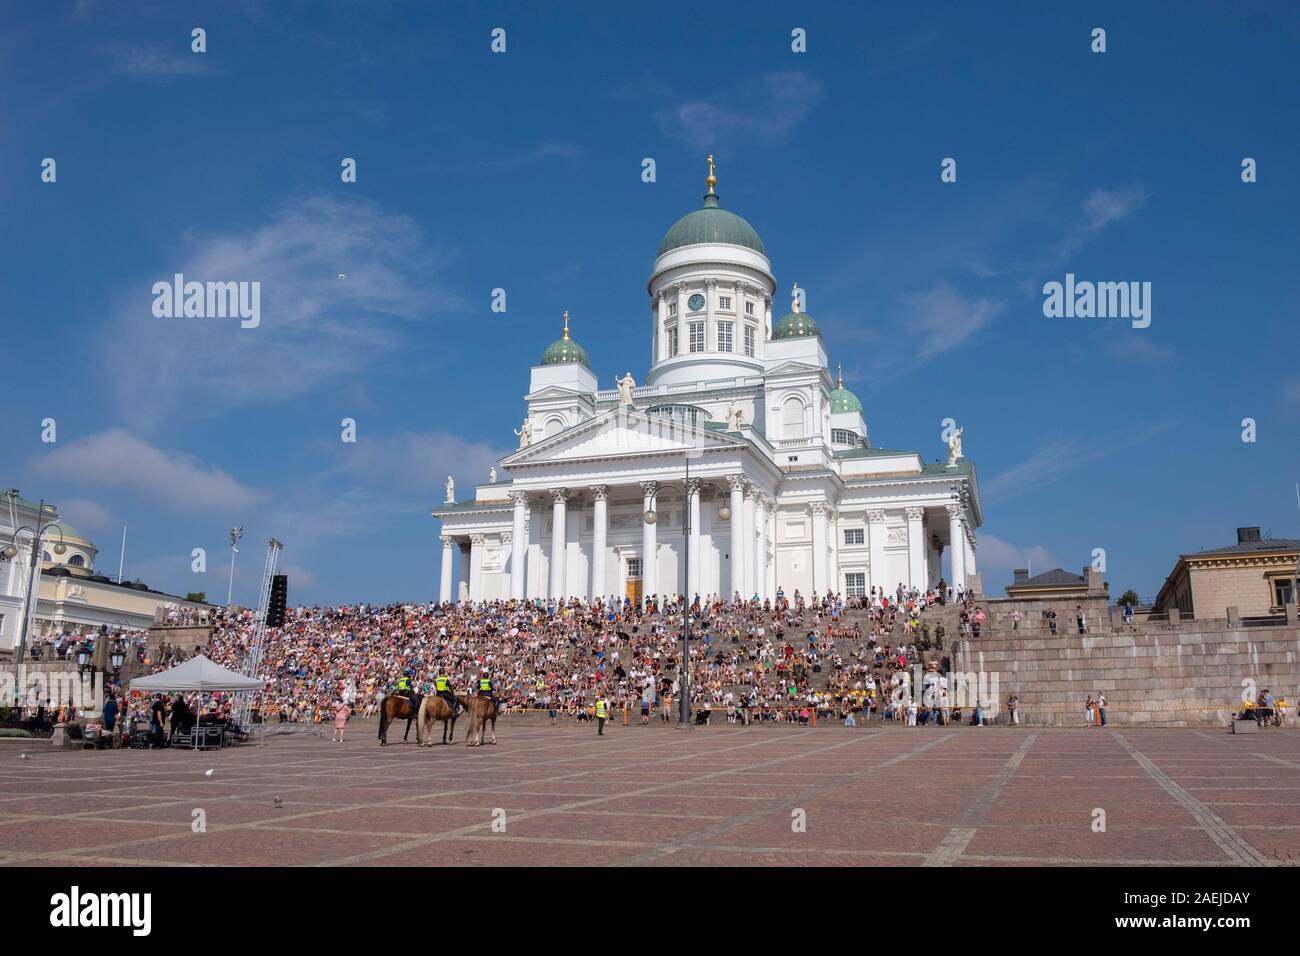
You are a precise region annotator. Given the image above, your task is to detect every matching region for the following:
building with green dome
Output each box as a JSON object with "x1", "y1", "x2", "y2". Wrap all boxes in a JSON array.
[{"x1": 435, "y1": 158, "x2": 982, "y2": 607}]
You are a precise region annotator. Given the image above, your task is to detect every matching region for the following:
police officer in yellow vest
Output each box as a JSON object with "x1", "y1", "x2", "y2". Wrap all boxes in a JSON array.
[
  {"x1": 595, "y1": 693, "x2": 609, "y2": 736},
  {"x1": 434, "y1": 672, "x2": 457, "y2": 713},
  {"x1": 477, "y1": 673, "x2": 496, "y2": 710},
  {"x1": 394, "y1": 671, "x2": 417, "y2": 707}
]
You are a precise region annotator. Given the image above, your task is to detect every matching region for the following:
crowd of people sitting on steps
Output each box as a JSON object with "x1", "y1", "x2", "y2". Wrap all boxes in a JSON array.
[{"x1": 142, "y1": 583, "x2": 1000, "y2": 727}]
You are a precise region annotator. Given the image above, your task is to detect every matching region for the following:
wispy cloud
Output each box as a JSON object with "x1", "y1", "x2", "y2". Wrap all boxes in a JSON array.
[
  {"x1": 55, "y1": 498, "x2": 115, "y2": 533},
  {"x1": 102, "y1": 194, "x2": 462, "y2": 422},
  {"x1": 977, "y1": 533, "x2": 1061, "y2": 590},
  {"x1": 862, "y1": 284, "x2": 1003, "y2": 382},
  {"x1": 983, "y1": 421, "x2": 1175, "y2": 506},
  {"x1": 103, "y1": 42, "x2": 214, "y2": 80},
  {"x1": 1037, "y1": 184, "x2": 1148, "y2": 273},
  {"x1": 657, "y1": 71, "x2": 823, "y2": 150},
  {"x1": 29, "y1": 430, "x2": 264, "y2": 512},
  {"x1": 428, "y1": 140, "x2": 582, "y2": 172},
  {"x1": 333, "y1": 429, "x2": 508, "y2": 498}
]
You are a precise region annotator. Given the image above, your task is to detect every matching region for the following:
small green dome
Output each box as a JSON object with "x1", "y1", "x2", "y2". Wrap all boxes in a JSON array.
[
  {"x1": 540, "y1": 311, "x2": 590, "y2": 368},
  {"x1": 540, "y1": 336, "x2": 589, "y2": 368},
  {"x1": 831, "y1": 386, "x2": 862, "y2": 414},
  {"x1": 772, "y1": 310, "x2": 821, "y2": 340}
]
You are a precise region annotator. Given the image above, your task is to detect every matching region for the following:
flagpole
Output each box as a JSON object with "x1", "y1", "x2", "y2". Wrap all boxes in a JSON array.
[{"x1": 117, "y1": 525, "x2": 126, "y2": 584}]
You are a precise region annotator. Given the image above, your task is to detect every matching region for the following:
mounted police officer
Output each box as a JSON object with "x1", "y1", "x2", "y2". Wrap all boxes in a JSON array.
[
  {"x1": 477, "y1": 672, "x2": 496, "y2": 710},
  {"x1": 394, "y1": 669, "x2": 419, "y2": 710},
  {"x1": 434, "y1": 671, "x2": 458, "y2": 714}
]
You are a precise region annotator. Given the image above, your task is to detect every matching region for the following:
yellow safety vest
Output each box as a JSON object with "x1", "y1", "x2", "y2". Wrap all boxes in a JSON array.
[
  {"x1": 595, "y1": 699, "x2": 608, "y2": 719},
  {"x1": 435, "y1": 676, "x2": 449, "y2": 692}
]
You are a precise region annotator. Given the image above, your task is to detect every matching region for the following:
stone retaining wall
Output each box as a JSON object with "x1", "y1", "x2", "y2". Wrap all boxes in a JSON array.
[{"x1": 951, "y1": 622, "x2": 1300, "y2": 726}]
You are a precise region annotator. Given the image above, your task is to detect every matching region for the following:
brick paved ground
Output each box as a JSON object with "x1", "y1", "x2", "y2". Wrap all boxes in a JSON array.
[{"x1": 1, "y1": 721, "x2": 1297, "y2": 866}]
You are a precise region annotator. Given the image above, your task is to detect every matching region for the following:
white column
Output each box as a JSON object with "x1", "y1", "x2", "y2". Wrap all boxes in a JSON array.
[
  {"x1": 811, "y1": 502, "x2": 828, "y2": 595},
  {"x1": 965, "y1": 534, "x2": 977, "y2": 576},
  {"x1": 947, "y1": 504, "x2": 965, "y2": 590},
  {"x1": 550, "y1": 489, "x2": 568, "y2": 601},
  {"x1": 755, "y1": 494, "x2": 768, "y2": 601},
  {"x1": 675, "y1": 281, "x2": 687, "y2": 355},
  {"x1": 906, "y1": 507, "x2": 926, "y2": 590},
  {"x1": 742, "y1": 484, "x2": 756, "y2": 599},
  {"x1": 510, "y1": 492, "x2": 527, "y2": 600},
  {"x1": 456, "y1": 542, "x2": 469, "y2": 601},
  {"x1": 439, "y1": 535, "x2": 454, "y2": 603},
  {"x1": 651, "y1": 294, "x2": 660, "y2": 364},
  {"x1": 686, "y1": 478, "x2": 701, "y2": 599},
  {"x1": 728, "y1": 476, "x2": 746, "y2": 599},
  {"x1": 591, "y1": 485, "x2": 607, "y2": 603},
  {"x1": 640, "y1": 481, "x2": 658, "y2": 606},
  {"x1": 766, "y1": 500, "x2": 778, "y2": 598},
  {"x1": 827, "y1": 507, "x2": 839, "y2": 594},
  {"x1": 705, "y1": 278, "x2": 716, "y2": 351},
  {"x1": 868, "y1": 509, "x2": 887, "y2": 595},
  {"x1": 469, "y1": 535, "x2": 485, "y2": 602}
]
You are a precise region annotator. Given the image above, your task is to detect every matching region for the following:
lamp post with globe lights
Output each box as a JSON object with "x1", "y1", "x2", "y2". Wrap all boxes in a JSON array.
[
  {"x1": 227, "y1": 526, "x2": 244, "y2": 606},
  {"x1": 643, "y1": 450, "x2": 718, "y2": 728},
  {"x1": 0, "y1": 494, "x2": 68, "y2": 708}
]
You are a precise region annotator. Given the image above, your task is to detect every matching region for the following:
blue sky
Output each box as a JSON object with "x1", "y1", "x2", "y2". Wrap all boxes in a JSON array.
[{"x1": 2, "y1": 0, "x2": 1297, "y2": 606}]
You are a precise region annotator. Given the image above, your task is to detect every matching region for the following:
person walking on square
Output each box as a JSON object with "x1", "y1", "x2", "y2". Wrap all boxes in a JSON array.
[
  {"x1": 1086, "y1": 696, "x2": 1096, "y2": 726},
  {"x1": 595, "y1": 692, "x2": 609, "y2": 736},
  {"x1": 1097, "y1": 691, "x2": 1107, "y2": 726},
  {"x1": 1007, "y1": 693, "x2": 1019, "y2": 725},
  {"x1": 332, "y1": 699, "x2": 350, "y2": 742}
]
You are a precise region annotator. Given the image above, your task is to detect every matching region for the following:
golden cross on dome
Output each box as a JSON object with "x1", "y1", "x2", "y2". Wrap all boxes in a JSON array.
[
  {"x1": 562, "y1": 310, "x2": 570, "y2": 339},
  {"x1": 837, "y1": 363, "x2": 843, "y2": 388},
  {"x1": 706, "y1": 154, "x2": 717, "y2": 193}
]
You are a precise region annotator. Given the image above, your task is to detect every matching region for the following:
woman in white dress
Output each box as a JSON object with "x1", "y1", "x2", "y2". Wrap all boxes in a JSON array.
[{"x1": 1085, "y1": 696, "x2": 1096, "y2": 726}]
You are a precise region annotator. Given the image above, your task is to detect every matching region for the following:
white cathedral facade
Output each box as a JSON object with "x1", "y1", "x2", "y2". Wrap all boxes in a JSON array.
[{"x1": 433, "y1": 161, "x2": 982, "y2": 605}]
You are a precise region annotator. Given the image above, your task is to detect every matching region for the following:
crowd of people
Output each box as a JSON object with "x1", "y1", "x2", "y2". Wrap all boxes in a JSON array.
[{"x1": 170, "y1": 584, "x2": 982, "y2": 727}]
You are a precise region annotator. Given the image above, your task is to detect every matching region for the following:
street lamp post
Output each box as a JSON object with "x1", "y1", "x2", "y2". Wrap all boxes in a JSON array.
[
  {"x1": 227, "y1": 526, "x2": 244, "y2": 606},
  {"x1": 643, "y1": 453, "x2": 698, "y2": 727},
  {"x1": 0, "y1": 495, "x2": 67, "y2": 709}
]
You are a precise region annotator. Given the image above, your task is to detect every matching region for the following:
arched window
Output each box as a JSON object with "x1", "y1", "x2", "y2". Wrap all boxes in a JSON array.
[
  {"x1": 41, "y1": 550, "x2": 51, "y2": 562},
  {"x1": 782, "y1": 397, "x2": 806, "y2": 439},
  {"x1": 542, "y1": 416, "x2": 565, "y2": 438},
  {"x1": 68, "y1": 554, "x2": 86, "y2": 568}
]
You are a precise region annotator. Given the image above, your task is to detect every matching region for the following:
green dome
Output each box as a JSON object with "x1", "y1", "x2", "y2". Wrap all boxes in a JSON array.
[
  {"x1": 831, "y1": 386, "x2": 862, "y2": 414},
  {"x1": 658, "y1": 193, "x2": 765, "y2": 257},
  {"x1": 540, "y1": 336, "x2": 589, "y2": 368},
  {"x1": 540, "y1": 311, "x2": 590, "y2": 368},
  {"x1": 772, "y1": 310, "x2": 821, "y2": 340}
]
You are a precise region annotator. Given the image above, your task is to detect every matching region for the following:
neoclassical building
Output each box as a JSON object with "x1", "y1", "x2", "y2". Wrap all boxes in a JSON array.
[{"x1": 433, "y1": 161, "x2": 982, "y2": 604}]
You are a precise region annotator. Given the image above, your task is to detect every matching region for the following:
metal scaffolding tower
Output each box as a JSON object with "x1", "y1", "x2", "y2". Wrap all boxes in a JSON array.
[{"x1": 232, "y1": 537, "x2": 282, "y2": 727}]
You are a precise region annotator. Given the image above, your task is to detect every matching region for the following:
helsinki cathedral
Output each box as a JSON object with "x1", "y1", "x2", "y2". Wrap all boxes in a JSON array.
[{"x1": 433, "y1": 159, "x2": 982, "y2": 605}]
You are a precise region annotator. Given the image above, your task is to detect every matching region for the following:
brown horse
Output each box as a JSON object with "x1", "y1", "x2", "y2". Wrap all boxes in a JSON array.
[
  {"x1": 417, "y1": 695, "x2": 469, "y2": 746},
  {"x1": 463, "y1": 695, "x2": 499, "y2": 747},
  {"x1": 377, "y1": 694, "x2": 422, "y2": 746}
]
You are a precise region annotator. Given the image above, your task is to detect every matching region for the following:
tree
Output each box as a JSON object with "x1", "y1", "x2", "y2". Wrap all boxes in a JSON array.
[
  {"x1": 185, "y1": 592, "x2": 207, "y2": 604},
  {"x1": 1117, "y1": 589, "x2": 1141, "y2": 607}
]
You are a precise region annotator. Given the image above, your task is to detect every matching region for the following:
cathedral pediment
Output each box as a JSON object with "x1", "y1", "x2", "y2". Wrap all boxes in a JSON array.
[
  {"x1": 764, "y1": 360, "x2": 825, "y2": 378},
  {"x1": 502, "y1": 409, "x2": 746, "y2": 467}
]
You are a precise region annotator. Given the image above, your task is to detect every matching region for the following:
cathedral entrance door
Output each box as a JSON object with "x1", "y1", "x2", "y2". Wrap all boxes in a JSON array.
[{"x1": 626, "y1": 579, "x2": 642, "y2": 603}]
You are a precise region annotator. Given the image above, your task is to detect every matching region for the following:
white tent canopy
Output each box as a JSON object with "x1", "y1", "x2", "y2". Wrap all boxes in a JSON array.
[{"x1": 130, "y1": 655, "x2": 263, "y2": 693}]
